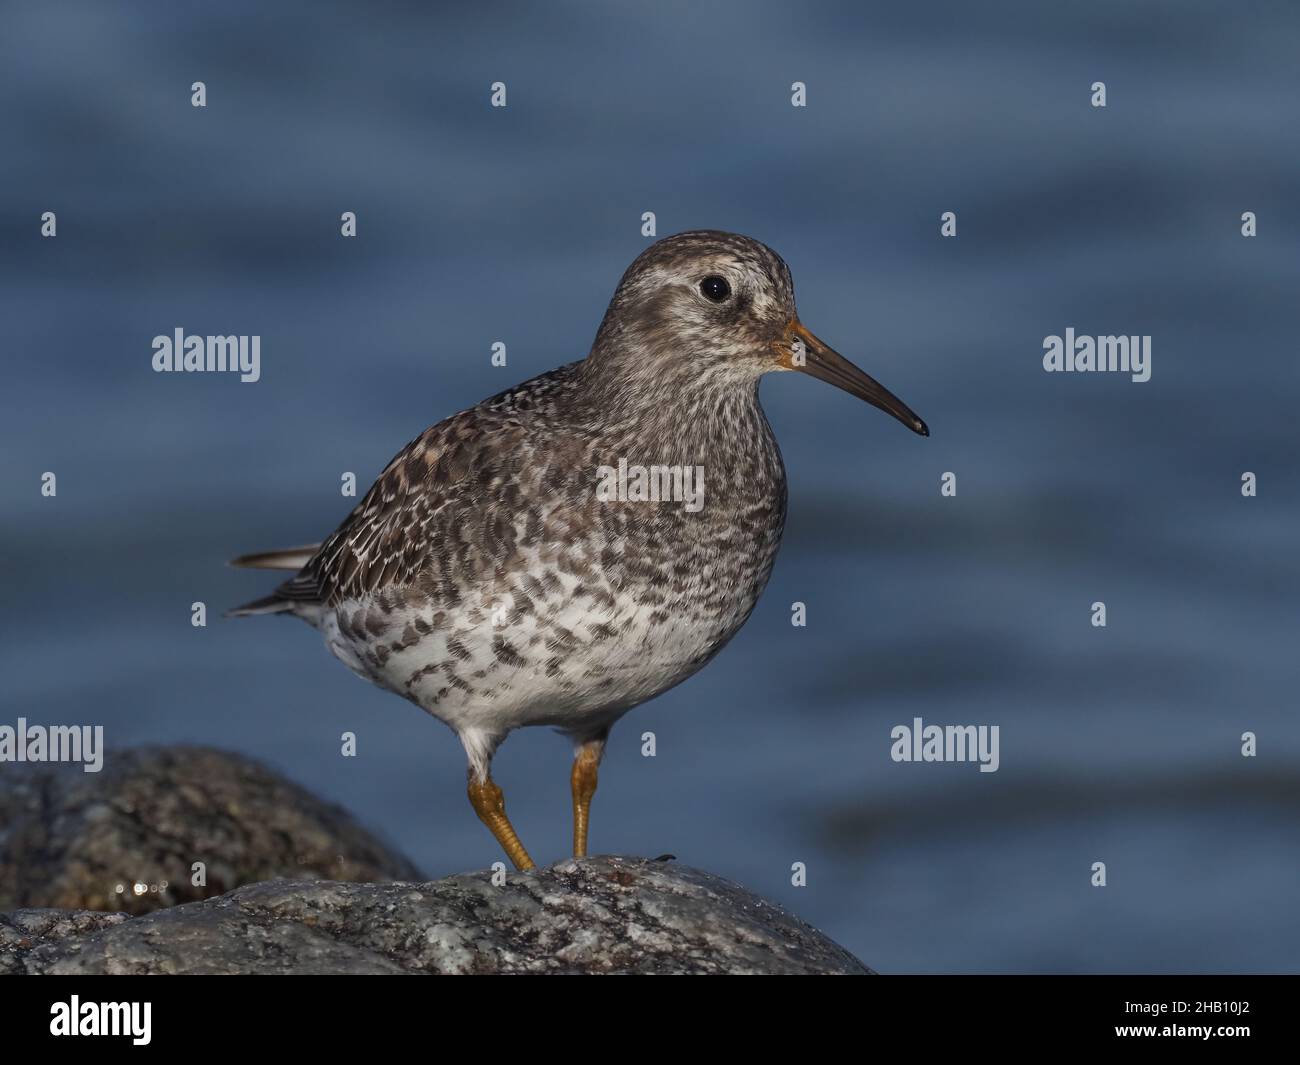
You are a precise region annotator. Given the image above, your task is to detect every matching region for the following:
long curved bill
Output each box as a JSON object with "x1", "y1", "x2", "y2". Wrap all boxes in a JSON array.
[{"x1": 787, "y1": 320, "x2": 929, "y2": 437}]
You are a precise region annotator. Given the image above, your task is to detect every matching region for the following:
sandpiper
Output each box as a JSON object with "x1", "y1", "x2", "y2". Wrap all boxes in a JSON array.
[{"x1": 230, "y1": 230, "x2": 928, "y2": 870}]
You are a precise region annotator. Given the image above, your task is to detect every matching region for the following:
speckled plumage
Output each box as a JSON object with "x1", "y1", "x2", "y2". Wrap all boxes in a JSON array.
[{"x1": 231, "y1": 230, "x2": 926, "y2": 859}]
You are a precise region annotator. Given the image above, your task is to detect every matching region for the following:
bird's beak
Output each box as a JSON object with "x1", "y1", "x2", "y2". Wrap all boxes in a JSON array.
[{"x1": 781, "y1": 320, "x2": 929, "y2": 436}]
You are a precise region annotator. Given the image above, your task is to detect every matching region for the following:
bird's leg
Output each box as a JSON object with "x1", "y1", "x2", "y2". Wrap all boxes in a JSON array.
[
  {"x1": 467, "y1": 773, "x2": 535, "y2": 872},
  {"x1": 571, "y1": 733, "x2": 607, "y2": 858}
]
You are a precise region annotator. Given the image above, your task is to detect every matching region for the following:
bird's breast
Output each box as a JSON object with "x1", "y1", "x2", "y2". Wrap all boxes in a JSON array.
[{"x1": 322, "y1": 395, "x2": 790, "y2": 733}]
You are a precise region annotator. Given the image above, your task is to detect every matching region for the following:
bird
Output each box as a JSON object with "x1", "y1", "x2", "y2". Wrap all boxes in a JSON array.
[{"x1": 228, "y1": 230, "x2": 928, "y2": 871}]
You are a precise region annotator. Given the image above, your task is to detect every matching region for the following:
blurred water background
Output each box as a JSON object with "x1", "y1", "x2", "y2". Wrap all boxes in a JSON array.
[{"x1": 3, "y1": 1, "x2": 1298, "y2": 972}]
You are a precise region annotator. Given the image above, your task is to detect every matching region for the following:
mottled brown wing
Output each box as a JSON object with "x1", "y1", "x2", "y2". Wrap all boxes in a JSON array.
[{"x1": 288, "y1": 410, "x2": 526, "y2": 607}]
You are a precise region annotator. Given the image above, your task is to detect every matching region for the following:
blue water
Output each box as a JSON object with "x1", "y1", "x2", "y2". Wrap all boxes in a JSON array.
[{"x1": 3, "y1": 1, "x2": 1298, "y2": 972}]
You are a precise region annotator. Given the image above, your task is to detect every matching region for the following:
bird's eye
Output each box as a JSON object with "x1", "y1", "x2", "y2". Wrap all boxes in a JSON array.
[{"x1": 699, "y1": 275, "x2": 731, "y2": 303}]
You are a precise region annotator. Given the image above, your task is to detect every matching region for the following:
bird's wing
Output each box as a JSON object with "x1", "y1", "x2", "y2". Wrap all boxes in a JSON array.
[
  {"x1": 235, "y1": 361, "x2": 590, "y2": 615},
  {"x1": 296, "y1": 408, "x2": 529, "y2": 607}
]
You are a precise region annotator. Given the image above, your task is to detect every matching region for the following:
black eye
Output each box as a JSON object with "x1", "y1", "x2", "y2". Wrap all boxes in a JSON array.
[{"x1": 699, "y1": 275, "x2": 731, "y2": 303}]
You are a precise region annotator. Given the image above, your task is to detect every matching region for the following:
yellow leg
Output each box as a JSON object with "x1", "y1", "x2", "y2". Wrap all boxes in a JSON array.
[
  {"x1": 468, "y1": 774, "x2": 535, "y2": 871},
  {"x1": 571, "y1": 738, "x2": 604, "y2": 858}
]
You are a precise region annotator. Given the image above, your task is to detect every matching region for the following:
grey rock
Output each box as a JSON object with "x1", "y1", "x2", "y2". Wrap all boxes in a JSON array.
[
  {"x1": 0, "y1": 746, "x2": 868, "y2": 973},
  {"x1": 5, "y1": 856, "x2": 870, "y2": 974},
  {"x1": 0, "y1": 907, "x2": 130, "y2": 976},
  {"x1": 0, "y1": 746, "x2": 421, "y2": 914}
]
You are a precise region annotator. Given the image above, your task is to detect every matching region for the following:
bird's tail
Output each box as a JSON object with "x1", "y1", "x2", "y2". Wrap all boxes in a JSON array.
[
  {"x1": 226, "y1": 543, "x2": 321, "y2": 618},
  {"x1": 228, "y1": 544, "x2": 320, "y2": 571},
  {"x1": 226, "y1": 594, "x2": 297, "y2": 618}
]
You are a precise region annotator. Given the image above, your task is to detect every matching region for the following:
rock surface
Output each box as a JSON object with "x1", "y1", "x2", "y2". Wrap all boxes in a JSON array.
[
  {"x1": 0, "y1": 745, "x2": 868, "y2": 974},
  {"x1": 2, "y1": 856, "x2": 870, "y2": 974},
  {"x1": 0, "y1": 746, "x2": 421, "y2": 914}
]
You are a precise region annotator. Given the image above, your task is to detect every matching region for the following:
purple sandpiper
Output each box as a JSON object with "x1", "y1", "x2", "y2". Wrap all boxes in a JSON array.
[{"x1": 230, "y1": 230, "x2": 928, "y2": 870}]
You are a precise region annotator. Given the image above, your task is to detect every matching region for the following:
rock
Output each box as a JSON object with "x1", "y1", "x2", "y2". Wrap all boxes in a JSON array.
[
  {"x1": 2, "y1": 856, "x2": 870, "y2": 974},
  {"x1": 0, "y1": 908, "x2": 131, "y2": 976},
  {"x1": 0, "y1": 746, "x2": 868, "y2": 973},
  {"x1": 0, "y1": 746, "x2": 421, "y2": 914}
]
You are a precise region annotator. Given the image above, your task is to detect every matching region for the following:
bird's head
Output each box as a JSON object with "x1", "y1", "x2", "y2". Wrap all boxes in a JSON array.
[{"x1": 589, "y1": 230, "x2": 927, "y2": 436}]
